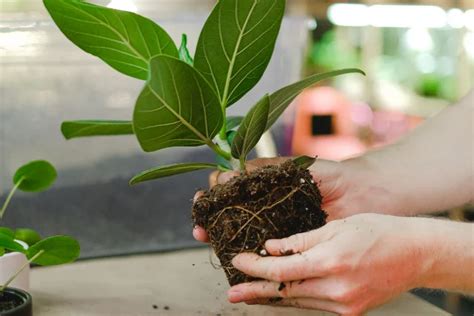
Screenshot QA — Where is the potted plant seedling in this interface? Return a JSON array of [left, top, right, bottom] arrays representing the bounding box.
[[43, 0, 364, 285], [0, 160, 80, 316]]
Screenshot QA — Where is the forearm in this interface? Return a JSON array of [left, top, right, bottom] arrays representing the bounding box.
[[417, 219, 474, 293], [345, 91, 473, 216]]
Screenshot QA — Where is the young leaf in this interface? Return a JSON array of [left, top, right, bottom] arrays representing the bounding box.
[[179, 34, 194, 66], [27, 236, 80, 266], [0, 227, 15, 239], [130, 163, 218, 185], [61, 120, 134, 140], [194, 0, 285, 107], [293, 156, 316, 170], [0, 233, 26, 253], [133, 56, 223, 152], [231, 95, 270, 160], [43, 0, 178, 80], [266, 68, 366, 130], [15, 229, 42, 247], [13, 160, 57, 192], [226, 116, 244, 131]]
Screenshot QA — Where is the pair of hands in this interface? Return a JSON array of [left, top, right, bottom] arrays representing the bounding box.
[[193, 158, 432, 315]]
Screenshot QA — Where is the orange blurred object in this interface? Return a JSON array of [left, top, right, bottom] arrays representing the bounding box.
[[291, 87, 366, 161]]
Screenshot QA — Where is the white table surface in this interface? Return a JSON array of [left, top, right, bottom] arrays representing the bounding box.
[[30, 248, 449, 316]]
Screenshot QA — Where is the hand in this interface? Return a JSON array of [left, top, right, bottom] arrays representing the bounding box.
[[226, 214, 435, 315]]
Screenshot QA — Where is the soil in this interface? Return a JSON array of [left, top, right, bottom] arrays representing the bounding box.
[[192, 160, 327, 286], [0, 291, 23, 312]]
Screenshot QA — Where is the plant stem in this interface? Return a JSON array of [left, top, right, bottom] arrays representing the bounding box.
[[0, 250, 44, 292], [0, 178, 24, 220], [207, 141, 231, 160], [239, 157, 246, 172]]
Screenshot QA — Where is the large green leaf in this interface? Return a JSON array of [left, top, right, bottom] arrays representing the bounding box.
[[130, 163, 218, 185], [27, 236, 80, 266], [15, 229, 42, 247], [226, 116, 244, 131], [266, 68, 365, 130], [43, 0, 178, 80], [61, 120, 134, 140], [133, 56, 223, 152], [0, 227, 15, 239], [13, 160, 57, 192], [0, 233, 25, 253], [231, 95, 269, 160], [194, 0, 285, 107]]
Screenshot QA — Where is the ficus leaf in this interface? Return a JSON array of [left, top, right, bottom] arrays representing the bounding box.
[[0, 248, 4, 256], [0, 227, 15, 239], [194, 0, 285, 107], [266, 68, 366, 130], [226, 116, 244, 131], [43, 0, 178, 80], [15, 229, 42, 247], [179, 34, 194, 66], [130, 163, 218, 185], [27, 236, 80, 266], [133, 56, 223, 152], [231, 94, 270, 160], [61, 120, 134, 140], [13, 160, 57, 192], [0, 233, 26, 253], [293, 156, 317, 170]]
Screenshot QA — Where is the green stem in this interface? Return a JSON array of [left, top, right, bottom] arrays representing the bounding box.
[[0, 178, 24, 220], [239, 157, 246, 172], [207, 141, 231, 160], [0, 250, 44, 292]]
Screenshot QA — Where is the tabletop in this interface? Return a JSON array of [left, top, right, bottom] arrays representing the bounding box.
[[30, 248, 449, 316]]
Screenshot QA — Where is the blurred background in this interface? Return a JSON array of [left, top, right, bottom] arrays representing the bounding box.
[[0, 0, 473, 314]]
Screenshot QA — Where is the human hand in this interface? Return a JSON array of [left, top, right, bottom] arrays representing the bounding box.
[[226, 213, 434, 315]]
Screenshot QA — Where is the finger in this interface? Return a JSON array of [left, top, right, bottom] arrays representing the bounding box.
[[216, 171, 238, 184], [208, 170, 221, 187], [228, 278, 337, 303], [246, 157, 289, 171], [192, 226, 209, 242], [267, 297, 346, 314], [265, 230, 326, 256], [232, 252, 324, 282], [193, 191, 204, 203]]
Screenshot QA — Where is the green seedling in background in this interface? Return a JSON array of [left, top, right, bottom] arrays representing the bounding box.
[[44, 0, 364, 184], [0, 161, 80, 292]]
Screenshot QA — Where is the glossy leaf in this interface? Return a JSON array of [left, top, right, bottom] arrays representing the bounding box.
[[231, 94, 269, 160], [179, 34, 194, 65], [61, 120, 134, 140], [15, 229, 42, 247], [194, 0, 285, 107], [0, 227, 15, 239], [293, 156, 316, 169], [27, 236, 80, 266], [13, 160, 57, 192], [266, 69, 366, 130], [133, 56, 223, 152], [226, 116, 244, 131], [43, 0, 178, 80], [0, 233, 25, 253], [130, 163, 218, 185]]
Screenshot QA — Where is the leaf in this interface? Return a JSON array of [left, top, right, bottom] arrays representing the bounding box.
[[61, 120, 134, 140], [130, 163, 218, 185], [0, 227, 15, 239], [0, 233, 26, 253], [133, 56, 223, 152], [231, 94, 270, 160], [0, 248, 4, 256], [27, 236, 80, 266], [266, 69, 366, 130], [43, 0, 178, 80], [293, 156, 316, 169], [194, 0, 285, 107], [15, 229, 42, 247], [13, 160, 57, 192], [226, 116, 244, 131], [179, 34, 194, 66]]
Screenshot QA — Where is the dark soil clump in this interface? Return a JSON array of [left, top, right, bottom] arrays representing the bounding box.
[[193, 160, 327, 286], [0, 291, 23, 312]]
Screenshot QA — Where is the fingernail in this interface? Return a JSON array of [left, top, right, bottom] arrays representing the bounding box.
[[228, 290, 244, 303], [265, 239, 279, 249]]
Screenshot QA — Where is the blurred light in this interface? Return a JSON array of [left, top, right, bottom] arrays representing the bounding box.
[[416, 53, 436, 73], [447, 8, 464, 29], [107, 0, 137, 13], [465, 10, 474, 31], [464, 32, 474, 59], [369, 5, 446, 28], [307, 18, 318, 31], [328, 4, 369, 27], [404, 28, 433, 52]]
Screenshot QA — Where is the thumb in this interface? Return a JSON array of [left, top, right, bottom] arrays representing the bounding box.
[[265, 230, 324, 256]]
